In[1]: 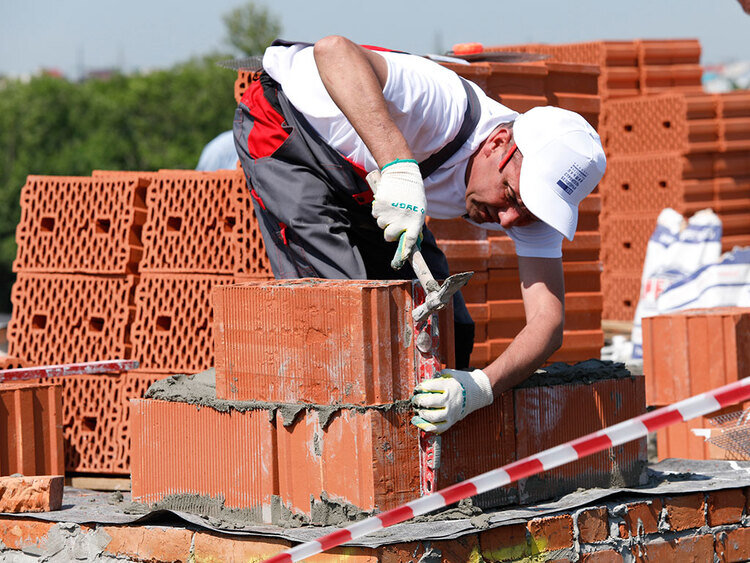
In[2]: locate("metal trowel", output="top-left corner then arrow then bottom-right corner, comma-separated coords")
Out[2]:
409,249 -> 472,323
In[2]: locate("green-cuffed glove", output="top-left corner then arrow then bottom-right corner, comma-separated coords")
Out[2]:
366,159 -> 426,270
411,369 -> 494,434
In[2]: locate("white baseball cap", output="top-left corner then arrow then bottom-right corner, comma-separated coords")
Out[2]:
514,106 -> 606,241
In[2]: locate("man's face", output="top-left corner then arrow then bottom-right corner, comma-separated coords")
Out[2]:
465,135 -> 537,229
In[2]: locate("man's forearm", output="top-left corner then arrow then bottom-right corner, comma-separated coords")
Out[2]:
313,35 -> 412,167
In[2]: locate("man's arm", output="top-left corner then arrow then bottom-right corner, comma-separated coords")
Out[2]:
313,35 -> 427,267
483,255 -> 565,394
410,255 -> 565,433
313,35 -> 413,167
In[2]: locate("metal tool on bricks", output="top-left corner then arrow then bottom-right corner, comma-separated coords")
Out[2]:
261,376 -> 750,562
412,280 -> 442,495
0,359 -> 139,382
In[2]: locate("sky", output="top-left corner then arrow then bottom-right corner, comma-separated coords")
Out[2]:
1,1 -> 749,79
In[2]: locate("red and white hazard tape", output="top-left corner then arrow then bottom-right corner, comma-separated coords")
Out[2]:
262,376 -> 750,563
0,359 -> 139,382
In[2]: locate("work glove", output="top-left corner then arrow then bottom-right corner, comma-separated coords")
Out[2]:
411,368 -> 494,434
366,159 -> 426,270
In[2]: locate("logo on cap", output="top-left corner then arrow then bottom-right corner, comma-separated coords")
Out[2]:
556,163 -> 588,195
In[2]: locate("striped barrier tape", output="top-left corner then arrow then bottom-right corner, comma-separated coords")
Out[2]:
0,359 -> 139,382
263,376 -> 750,562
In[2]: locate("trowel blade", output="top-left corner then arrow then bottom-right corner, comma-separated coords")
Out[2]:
412,271 -> 474,323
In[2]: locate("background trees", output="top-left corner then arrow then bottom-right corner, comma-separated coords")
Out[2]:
0,2 -> 280,312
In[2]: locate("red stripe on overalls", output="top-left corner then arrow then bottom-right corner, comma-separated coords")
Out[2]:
241,81 -> 289,160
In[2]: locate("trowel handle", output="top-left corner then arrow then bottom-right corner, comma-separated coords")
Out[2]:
410,249 -> 440,294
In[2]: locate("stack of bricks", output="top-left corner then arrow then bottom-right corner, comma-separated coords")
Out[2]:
642,307 -> 750,461
7,174 -> 152,474
131,278 -> 646,523
488,39 -> 704,100
488,38 -> 750,321
6,169 -> 272,475
599,90 -> 750,320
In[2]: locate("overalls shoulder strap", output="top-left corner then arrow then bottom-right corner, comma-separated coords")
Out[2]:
418,78 -> 480,180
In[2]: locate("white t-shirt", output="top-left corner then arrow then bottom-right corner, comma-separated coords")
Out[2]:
263,44 -> 563,258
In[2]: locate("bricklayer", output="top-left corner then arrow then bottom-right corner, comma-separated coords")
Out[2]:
13,175 -> 148,275
63,372 -> 160,474
131,273 -> 233,374
0,380 -> 64,477
642,307 -> 750,406
212,280 -> 415,404
8,274 -> 136,366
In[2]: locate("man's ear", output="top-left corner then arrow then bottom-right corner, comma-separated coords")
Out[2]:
486,125 -> 513,153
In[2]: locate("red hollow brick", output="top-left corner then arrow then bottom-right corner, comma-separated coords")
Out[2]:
140,170 -> 244,274
131,273 -> 234,374
514,376 -> 646,504
130,399 -> 277,522
62,372 -> 160,474
439,391 -> 517,507
213,280 -> 416,405
13,175 -> 148,275
8,274 -> 136,367
642,308 -> 750,405
275,407 -> 419,519
0,380 -> 64,477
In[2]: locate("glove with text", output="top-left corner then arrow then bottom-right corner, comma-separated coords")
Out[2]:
411,368 -> 494,434
368,159 -> 426,270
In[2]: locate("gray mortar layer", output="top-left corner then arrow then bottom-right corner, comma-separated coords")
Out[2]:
140,360 -> 640,526
144,368 -> 412,428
